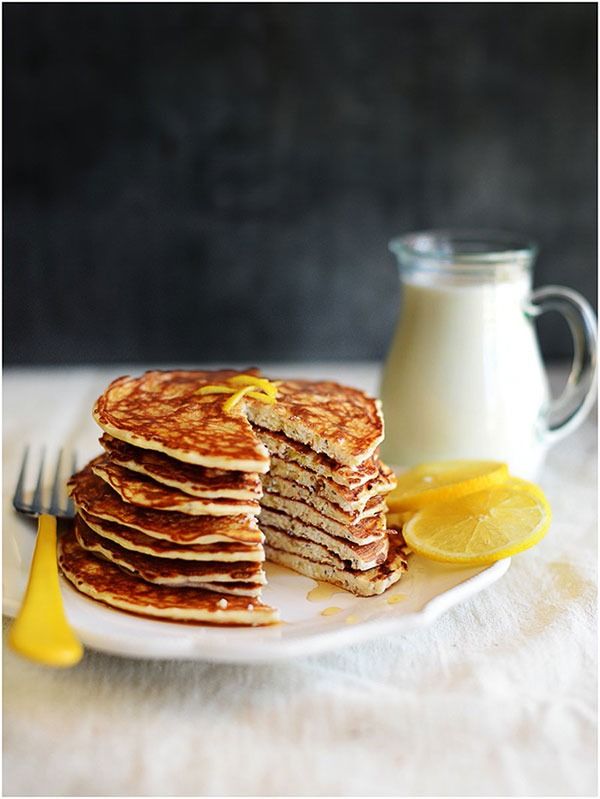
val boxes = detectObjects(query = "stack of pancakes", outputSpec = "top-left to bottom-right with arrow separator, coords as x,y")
59,370 -> 408,626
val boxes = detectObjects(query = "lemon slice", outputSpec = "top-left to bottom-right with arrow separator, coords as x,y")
387,460 -> 509,512
402,478 -> 551,565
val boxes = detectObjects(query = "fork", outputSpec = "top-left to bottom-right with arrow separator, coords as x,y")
8,447 -> 84,667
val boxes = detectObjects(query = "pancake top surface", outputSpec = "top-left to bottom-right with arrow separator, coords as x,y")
94,370 -> 382,469
93,369 -> 270,472
247,380 -> 384,466
67,464 -> 262,544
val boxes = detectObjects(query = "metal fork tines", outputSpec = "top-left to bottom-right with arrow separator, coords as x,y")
13,447 -> 77,519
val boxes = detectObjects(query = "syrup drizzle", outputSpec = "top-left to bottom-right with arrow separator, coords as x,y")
306,581 -> 345,602
386,593 -> 407,605
321,606 -> 343,617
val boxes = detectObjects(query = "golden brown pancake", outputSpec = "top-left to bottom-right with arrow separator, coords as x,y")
78,509 -> 264,562
74,516 -> 265,595
262,473 -> 386,524
94,371 -> 382,470
93,369 -> 270,472
246,380 -> 384,467
99,434 -> 262,500
261,527 -> 343,569
265,534 -> 409,597
68,465 -> 263,545
260,492 -> 388,544
259,507 -> 389,568
255,428 -> 380,488
268,455 -> 396,512
58,530 -> 279,626
91,455 -> 261,516
260,523 -> 388,571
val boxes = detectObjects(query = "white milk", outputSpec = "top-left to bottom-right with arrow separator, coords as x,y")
380,272 -> 550,478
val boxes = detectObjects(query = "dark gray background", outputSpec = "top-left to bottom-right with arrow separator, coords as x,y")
4,3 -> 597,365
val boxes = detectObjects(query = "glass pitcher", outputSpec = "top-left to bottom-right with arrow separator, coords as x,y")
379,230 -> 597,478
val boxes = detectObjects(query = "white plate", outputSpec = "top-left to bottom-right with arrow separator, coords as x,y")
3,506 -> 510,662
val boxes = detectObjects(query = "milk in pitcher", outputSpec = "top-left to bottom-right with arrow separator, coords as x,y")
380,267 -> 550,477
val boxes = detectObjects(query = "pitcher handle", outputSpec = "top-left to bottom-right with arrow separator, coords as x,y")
525,285 -> 597,444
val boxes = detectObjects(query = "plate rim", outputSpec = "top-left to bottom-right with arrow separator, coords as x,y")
3,557 -> 511,663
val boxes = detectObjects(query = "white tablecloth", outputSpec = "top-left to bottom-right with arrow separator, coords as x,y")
3,364 -> 597,797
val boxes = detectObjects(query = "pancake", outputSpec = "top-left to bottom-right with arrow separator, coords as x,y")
260,492 -> 387,544
100,434 -> 262,500
93,370 -> 270,472
261,525 -> 388,571
92,455 -> 261,516
246,380 -> 384,467
68,465 -> 263,545
259,508 -> 389,568
269,455 -> 396,512
74,516 -> 265,595
79,509 -> 264,562
262,527 -> 342,568
261,474 -> 386,524
58,530 -> 279,626
264,534 -> 409,597
256,429 -> 380,489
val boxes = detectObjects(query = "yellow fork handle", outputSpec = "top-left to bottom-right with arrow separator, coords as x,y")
8,514 -> 83,667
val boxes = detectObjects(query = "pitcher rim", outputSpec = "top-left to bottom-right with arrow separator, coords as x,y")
389,229 -> 538,268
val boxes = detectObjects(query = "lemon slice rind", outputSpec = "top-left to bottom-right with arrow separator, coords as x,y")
387,460 -> 510,512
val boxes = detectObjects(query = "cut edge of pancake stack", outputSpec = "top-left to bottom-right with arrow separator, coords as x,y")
59,369 -> 409,627
245,380 -> 409,597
